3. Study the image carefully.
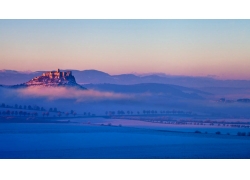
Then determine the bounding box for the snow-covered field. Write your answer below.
[0,118,250,158]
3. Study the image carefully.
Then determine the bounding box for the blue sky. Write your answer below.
[1,20,250,79]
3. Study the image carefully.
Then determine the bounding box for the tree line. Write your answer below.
[105,110,192,116]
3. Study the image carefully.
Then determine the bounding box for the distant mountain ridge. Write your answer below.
[1,69,250,88]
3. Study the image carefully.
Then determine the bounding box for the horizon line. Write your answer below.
[1,68,250,81]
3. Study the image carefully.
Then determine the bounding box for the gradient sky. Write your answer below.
[1,20,250,79]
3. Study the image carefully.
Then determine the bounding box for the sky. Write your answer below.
[0,20,250,79]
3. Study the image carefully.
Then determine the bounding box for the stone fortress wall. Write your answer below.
[42,69,72,79]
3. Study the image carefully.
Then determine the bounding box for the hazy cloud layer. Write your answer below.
[1,86,250,117]
[16,87,134,101]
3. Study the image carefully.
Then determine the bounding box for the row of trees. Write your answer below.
[54,111,77,117]
[83,112,95,116]
[0,110,38,117]
[142,110,191,115]
[195,130,250,136]
[105,110,192,116]
[237,132,250,136]
[0,103,76,115]
[0,110,78,118]
[1,103,46,111]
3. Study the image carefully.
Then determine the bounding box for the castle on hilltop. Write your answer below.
[42,69,72,78]
[18,68,86,89]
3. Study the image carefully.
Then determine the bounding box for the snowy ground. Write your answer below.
[0,118,250,158]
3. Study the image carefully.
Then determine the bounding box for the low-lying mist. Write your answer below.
[17,86,134,101]
[0,86,151,114]
[1,86,250,117]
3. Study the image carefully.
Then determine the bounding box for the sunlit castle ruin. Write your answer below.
[19,69,86,89]
[42,69,72,79]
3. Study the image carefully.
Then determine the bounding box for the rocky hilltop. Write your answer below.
[12,69,86,89]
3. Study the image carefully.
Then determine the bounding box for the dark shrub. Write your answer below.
[227,133,230,135]
[215,131,221,135]
[237,132,246,136]
[194,130,201,133]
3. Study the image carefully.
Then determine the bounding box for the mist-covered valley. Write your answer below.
[1,79,250,118]
[1,69,250,158]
